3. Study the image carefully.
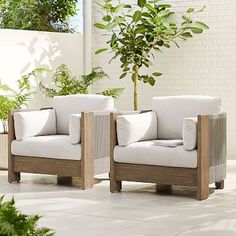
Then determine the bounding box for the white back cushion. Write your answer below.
[152,96,222,139]
[117,112,157,146]
[53,94,114,134]
[14,109,56,141]
[183,117,197,151]
[69,114,81,144]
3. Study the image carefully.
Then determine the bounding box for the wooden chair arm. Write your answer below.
[81,112,94,188]
[197,113,227,187]
[197,113,227,166]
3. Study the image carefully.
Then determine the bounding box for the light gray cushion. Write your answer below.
[114,140,197,168]
[155,139,183,147]
[152,95,222,139]
[53,94,114,134]
[11,135,81,160]
[69,114,81,144]
[14,109,56,141]
[116,112,157,146]
[183,117,197,151]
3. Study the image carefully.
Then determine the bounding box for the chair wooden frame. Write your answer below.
[8,109,94,189]
[110,112,227,200]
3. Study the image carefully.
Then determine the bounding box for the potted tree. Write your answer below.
[95,0,209,110]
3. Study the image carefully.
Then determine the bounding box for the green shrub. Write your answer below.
[0,0,78,32]
[39,64,124,99]
[0,196,54,236]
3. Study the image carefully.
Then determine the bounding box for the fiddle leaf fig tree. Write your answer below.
[95,0,209,110]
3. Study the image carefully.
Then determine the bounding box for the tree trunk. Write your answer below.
[132,65,139,111]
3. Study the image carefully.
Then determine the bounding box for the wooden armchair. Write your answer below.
[8,94,114,189]
[110,96,227,200]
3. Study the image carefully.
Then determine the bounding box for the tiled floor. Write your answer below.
[1,161,236,236]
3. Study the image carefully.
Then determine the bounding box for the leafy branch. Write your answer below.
[94,0,208,110]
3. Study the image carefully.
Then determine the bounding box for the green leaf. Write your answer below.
[148,77,156,86]
[182,15,192,23]
[191,27,203,34]
[195,21,209,30]
[120,73,127,79]
[142,12,150,17]
[187,8,194,13]
[94,23,106,29]
[103,15,112,22]
[100,88,124,99]
[95,48,108,54]
[152,72,162,77]
[138,0,146,8]
[133,11,142,22]
[156,40,164,46]
[145,4,157,14]
[163,43,170,48]
[106,22,117,30]
[158,4,172,9]
[124,4,132,8]
[181,32,193,38]
[114,4,125,13]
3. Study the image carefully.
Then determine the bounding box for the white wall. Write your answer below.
[0,29,84,108]
[92,0,236,158]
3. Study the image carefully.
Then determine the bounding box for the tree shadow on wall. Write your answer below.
[16,32,63,108]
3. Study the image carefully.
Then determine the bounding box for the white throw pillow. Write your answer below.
[183,117,197,151]
[117,111,157,146]
[14,109,56,141]
[69,114,81,144]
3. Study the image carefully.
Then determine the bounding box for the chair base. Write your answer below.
[110,179,122,193]
[8,171,20,183]
[155,184,172,193]
[215,180,224,189]
[8,156,94,190]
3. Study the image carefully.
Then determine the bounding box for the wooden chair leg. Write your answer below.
[156,184,172,193]
[197,182,209,200]
[8,170,20,183]
[110,173,122,193]
[81,175,94,190]
[215,180,224,189]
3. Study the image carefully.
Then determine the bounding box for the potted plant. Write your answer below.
[0,68,44,168]
[94,0,209,110]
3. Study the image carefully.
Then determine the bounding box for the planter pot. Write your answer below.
[0,133,8,169]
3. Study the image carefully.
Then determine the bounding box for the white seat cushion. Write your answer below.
[152,95,222,139]
[69,114,81,144]
[183,117,198,151]
[114,140,197,168]
[11,135,81,160]
[53,94,114,134]
[117,112,157,146]
[14,109,56,141]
